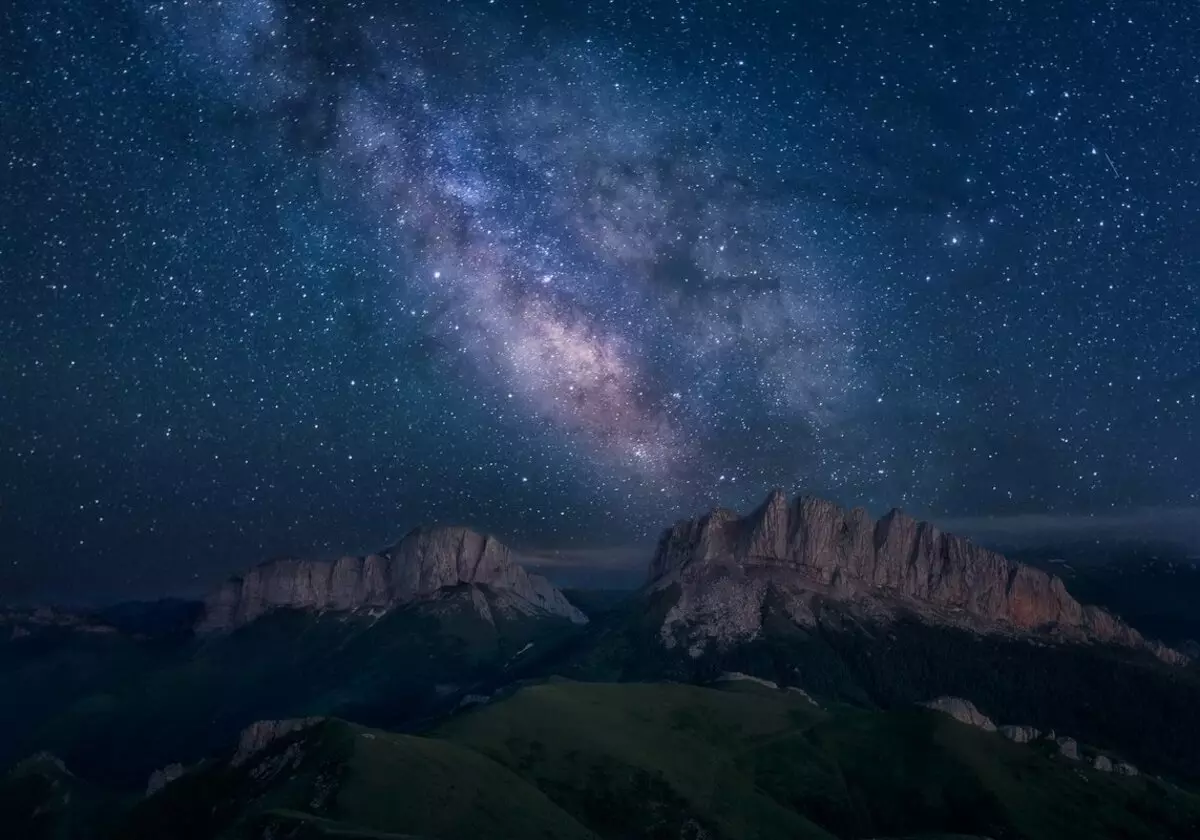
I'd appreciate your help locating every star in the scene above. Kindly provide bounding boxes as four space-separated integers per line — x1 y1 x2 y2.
0 0 1195 601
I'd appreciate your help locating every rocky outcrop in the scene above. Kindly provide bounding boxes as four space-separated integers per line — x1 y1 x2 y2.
145 763 185 796
232 718 324 766
197 526 586 632
718 671 780 690
921 696 996 731
919 704 1145 774
649 490 1184 663
999 724 1041 744
1056 736 1080 760
10 752 70 777
788 686 821 707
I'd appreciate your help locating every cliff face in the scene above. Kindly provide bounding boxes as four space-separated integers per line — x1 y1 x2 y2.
197 526 586 632
650 490 1184 663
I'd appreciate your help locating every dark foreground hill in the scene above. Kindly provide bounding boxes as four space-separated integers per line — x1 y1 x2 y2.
43 681 1200 840
0 589 582 786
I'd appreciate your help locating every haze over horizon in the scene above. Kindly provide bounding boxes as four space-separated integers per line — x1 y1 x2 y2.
2 0 1197 603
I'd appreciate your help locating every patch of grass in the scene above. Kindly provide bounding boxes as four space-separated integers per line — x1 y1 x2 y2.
436 681 836 840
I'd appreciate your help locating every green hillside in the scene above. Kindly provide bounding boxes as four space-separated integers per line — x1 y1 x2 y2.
118 718 594 840
549 591 1200 782
438 680 836 840
435 680 1200 840
35 679 1200 839
9 598 1200 840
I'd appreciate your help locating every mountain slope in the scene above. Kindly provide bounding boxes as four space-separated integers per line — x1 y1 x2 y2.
199 525 586 633
116 717 595 840
1017 547 1200 654
434 680 1200 840
0 607 191 777
1 525 590 786
0 751 117 840
114 681 1200 840
538 488 1200 783
21 587 584 787
551 581 1200 781
650 490 1182 663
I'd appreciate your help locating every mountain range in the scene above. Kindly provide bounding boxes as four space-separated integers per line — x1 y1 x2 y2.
4 489 1200 839
648 490 1182 661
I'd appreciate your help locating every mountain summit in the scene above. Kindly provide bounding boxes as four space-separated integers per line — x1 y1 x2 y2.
649 490 1183 663
197 525 586 632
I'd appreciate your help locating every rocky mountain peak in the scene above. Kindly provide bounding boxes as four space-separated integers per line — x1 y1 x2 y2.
651 490 1185 664
197 525 586 632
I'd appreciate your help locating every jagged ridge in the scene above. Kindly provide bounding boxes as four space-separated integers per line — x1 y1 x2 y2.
197 525 586 632
650 490 1184 663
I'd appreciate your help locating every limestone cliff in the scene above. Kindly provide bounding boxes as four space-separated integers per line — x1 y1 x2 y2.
197 525 586 632
650 490 1184 663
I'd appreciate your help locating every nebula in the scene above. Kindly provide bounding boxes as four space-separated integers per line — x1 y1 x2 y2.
144 0 860 483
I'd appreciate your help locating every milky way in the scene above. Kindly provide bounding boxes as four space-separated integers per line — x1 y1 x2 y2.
152 0 862 480
1 0 1197 600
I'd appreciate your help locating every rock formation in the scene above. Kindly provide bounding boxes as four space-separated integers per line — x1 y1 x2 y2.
999 724 1041 743
921 696 996 731
915 704 1145 774
718 671 780 690
10 752 70 777
1056 736 1080 760
649 490 1184 663
197 525 586 632
232 718 324 766
145 763 185 796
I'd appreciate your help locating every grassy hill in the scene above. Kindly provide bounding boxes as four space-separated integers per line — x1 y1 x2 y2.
27 679 1200 839
544 590 1200 783
438 680 836 839
118 718 594 840
9 588 1200 839
434 680 1200 840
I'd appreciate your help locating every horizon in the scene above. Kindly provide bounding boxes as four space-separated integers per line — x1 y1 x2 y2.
9 490 1200 608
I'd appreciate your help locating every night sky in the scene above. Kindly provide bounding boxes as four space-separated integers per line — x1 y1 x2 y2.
2 0 1197 602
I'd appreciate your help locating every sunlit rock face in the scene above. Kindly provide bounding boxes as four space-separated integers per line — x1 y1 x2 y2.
196 526 586 632
650 489 1184 664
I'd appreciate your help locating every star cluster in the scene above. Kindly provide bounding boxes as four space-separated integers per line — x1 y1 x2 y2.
1 0 1197 600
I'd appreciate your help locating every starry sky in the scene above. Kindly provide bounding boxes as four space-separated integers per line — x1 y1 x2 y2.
2 0 1198 602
